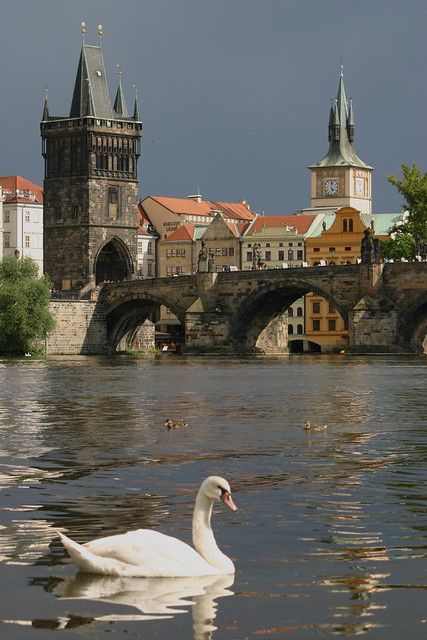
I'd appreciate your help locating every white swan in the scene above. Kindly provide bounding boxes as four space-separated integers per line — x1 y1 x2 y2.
58 476 238 578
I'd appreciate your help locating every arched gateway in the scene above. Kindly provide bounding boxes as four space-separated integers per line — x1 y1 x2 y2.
94 237 134 285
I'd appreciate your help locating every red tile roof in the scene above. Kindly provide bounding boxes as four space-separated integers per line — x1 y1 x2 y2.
164 224 195 242
148 195 255 221
245 214 315 236
137 202 157 235
0 176 43 204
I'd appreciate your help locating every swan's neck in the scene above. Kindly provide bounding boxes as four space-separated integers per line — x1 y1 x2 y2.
192 490 234 573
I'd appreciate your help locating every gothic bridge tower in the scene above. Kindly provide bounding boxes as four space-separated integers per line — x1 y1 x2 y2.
309 67 373 214
41 25 142 291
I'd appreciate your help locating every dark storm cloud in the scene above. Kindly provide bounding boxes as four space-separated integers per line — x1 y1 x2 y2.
0 0 425 214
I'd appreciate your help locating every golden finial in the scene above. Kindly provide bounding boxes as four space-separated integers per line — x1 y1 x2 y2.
98 24 103 45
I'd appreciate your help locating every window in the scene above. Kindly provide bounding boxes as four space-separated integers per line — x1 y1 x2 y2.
297 324 303 334
147 262 153 277
247 251 253 262
25 235 30 248
137 240 143 252
288 324 294 335
25 211 30 222
312 302 320 314
108 187 119 220
349 219 354 232
289 242 293 247
229 247 234 256
166 266 172 276
343 219 348 232
297 307 303 317
287 307 293 317
147 242 152 255
345 246 351 251
266 243 270 248
222 247 227 256
265 251 271 261
297 250 303 260
278 251 284 261
313 247 320 252
166 249 171 258
329 247 336 253
328 302 336 314
215 248 221 256
4 212 9 223
180 248 186 257
288 249 294 260
298 242 302 247
279 242 283 247
4 232 10 248
328 319 336 331
312 319 321 331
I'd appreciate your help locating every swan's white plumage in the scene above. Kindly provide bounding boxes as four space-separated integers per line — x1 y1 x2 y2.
58 476 237 577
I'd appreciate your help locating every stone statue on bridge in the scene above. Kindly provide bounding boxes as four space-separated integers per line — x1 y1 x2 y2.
197 240 208 272
361 228 381 265
252 243 263 270
208 249 216 273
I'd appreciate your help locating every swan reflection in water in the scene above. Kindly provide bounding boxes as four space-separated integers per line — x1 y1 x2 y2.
54 571 234 638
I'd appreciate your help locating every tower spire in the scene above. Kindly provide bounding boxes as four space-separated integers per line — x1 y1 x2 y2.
310 65 371 170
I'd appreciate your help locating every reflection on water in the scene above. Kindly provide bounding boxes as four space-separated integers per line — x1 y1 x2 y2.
0 356 426 638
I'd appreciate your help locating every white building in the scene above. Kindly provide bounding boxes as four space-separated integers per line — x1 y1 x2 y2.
136 202 157 278
0 176 43 273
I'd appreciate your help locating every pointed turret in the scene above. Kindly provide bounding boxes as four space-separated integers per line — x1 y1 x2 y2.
332 99 340 143
113 69 129 117
42 93 49 121
347 99 355 142
133 86 141 122
310 66 371 169
327 101 334 143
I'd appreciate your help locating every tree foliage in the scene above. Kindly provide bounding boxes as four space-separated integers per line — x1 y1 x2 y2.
386 164 427 258
0 256 55 355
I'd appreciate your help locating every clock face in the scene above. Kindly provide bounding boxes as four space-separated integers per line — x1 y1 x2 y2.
324 179 338 196
355 177 365 196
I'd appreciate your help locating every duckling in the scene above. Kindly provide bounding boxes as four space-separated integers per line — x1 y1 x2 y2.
304 420 327 432
165 419 188 430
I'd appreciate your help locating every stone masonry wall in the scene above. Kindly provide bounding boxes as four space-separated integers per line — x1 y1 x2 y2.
46 300 110 355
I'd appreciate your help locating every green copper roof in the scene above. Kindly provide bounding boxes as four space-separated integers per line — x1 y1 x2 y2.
310 69 372 170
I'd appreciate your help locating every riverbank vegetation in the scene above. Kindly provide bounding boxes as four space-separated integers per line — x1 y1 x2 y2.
0 256 54 355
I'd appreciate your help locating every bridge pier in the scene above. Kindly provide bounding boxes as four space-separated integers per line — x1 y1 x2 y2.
348 296 402 353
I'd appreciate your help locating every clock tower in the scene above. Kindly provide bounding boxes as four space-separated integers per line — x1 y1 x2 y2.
309 67 372 214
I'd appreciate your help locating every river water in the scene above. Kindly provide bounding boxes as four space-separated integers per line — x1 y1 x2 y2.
0 355 425 639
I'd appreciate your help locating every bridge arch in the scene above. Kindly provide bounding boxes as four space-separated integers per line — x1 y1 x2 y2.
103 291 187 350
228 277 350 352
94 236 134 285
397 292 427 353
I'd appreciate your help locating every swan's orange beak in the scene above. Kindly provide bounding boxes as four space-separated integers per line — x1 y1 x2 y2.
221 491 238 512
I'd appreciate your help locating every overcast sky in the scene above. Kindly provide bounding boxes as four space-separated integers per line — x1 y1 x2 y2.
0 0 425 215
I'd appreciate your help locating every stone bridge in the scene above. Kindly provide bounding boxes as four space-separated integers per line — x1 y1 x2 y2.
97 262 427 354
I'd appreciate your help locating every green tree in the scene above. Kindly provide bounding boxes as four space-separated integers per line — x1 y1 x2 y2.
386 163 427 258
0 256 55 355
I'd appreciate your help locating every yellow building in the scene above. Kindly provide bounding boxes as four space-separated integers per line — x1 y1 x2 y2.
304 207 400 352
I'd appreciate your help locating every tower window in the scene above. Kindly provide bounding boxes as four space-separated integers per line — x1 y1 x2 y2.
108 187 120 220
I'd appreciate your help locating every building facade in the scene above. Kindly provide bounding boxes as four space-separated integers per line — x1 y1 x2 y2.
41 33 142 291
0 176 44 273
136 202 157 279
